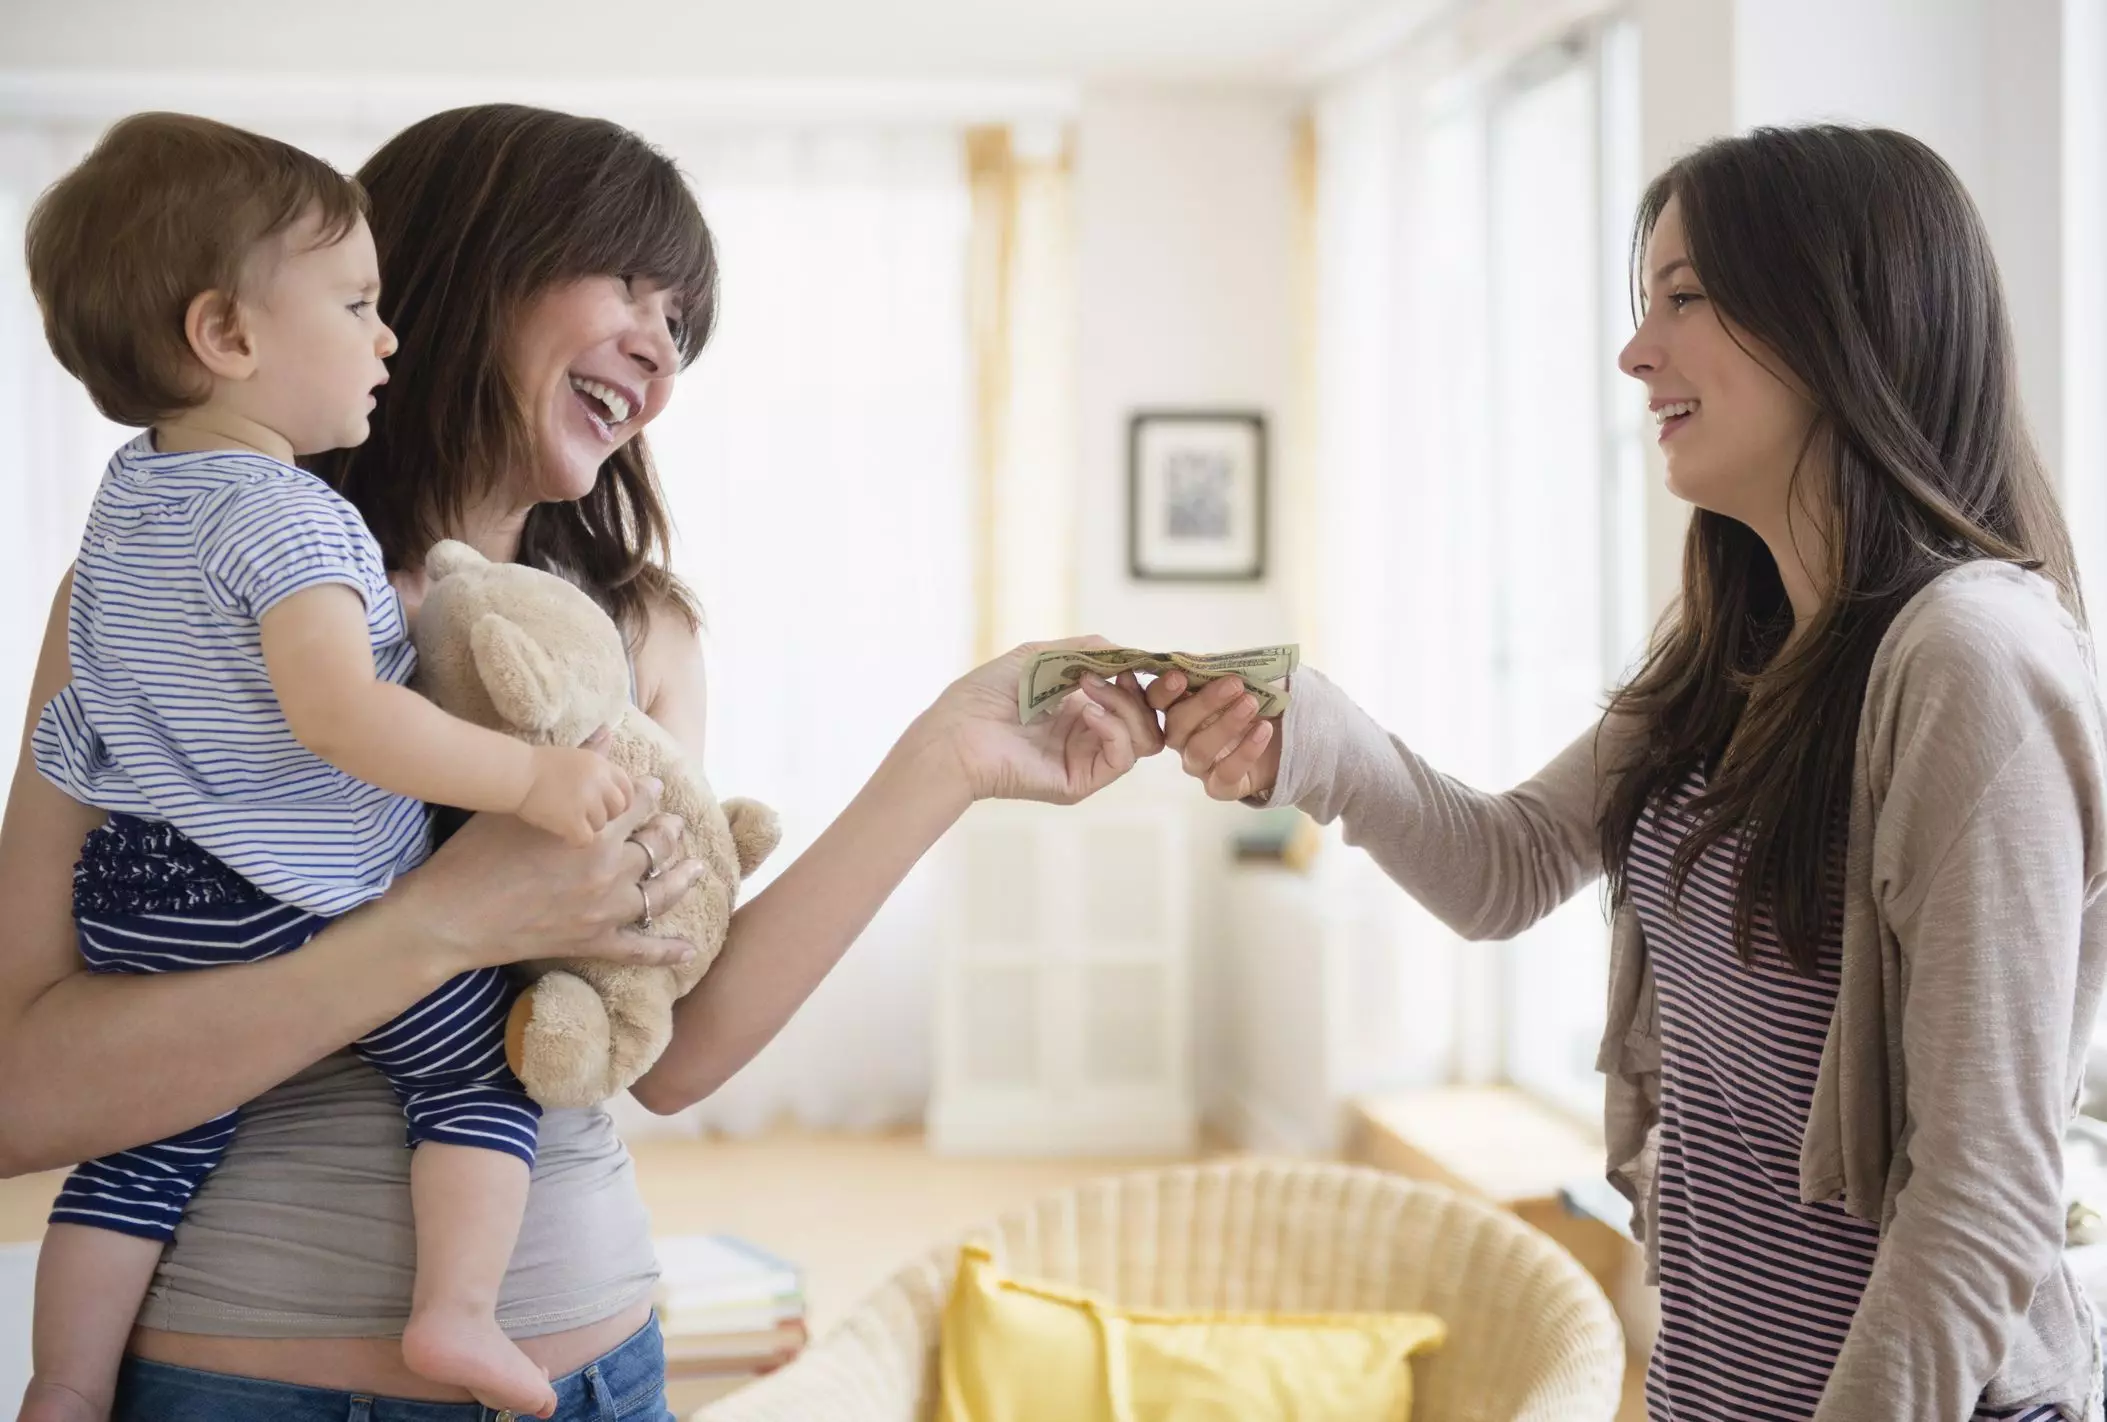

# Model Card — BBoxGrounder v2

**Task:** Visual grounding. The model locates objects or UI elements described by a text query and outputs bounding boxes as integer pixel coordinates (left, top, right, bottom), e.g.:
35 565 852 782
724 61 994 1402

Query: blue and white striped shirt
33 436 429 916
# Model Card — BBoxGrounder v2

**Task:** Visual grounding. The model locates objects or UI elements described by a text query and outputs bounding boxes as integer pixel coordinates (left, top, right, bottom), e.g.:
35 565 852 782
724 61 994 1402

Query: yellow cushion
936 1244 1447 1422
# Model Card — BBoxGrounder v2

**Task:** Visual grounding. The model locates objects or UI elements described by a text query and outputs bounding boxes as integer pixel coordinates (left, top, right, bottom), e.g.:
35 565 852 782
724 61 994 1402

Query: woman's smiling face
1618 195 1820 529
505 273 684 503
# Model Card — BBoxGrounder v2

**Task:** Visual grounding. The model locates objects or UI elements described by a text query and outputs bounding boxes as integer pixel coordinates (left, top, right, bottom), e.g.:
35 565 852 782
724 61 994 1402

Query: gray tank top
138 645 660 1338
135 1052 659 1338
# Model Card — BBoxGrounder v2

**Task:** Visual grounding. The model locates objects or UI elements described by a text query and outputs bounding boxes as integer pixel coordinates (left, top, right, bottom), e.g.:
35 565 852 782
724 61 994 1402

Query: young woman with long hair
1155 125 2107 1420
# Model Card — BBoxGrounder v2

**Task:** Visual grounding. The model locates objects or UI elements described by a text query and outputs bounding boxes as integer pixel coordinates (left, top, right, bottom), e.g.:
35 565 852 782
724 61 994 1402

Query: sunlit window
1404 20 1645 1122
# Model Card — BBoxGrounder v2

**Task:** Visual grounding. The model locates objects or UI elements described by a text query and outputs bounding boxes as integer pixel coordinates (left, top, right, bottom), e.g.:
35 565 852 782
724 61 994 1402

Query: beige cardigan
1270 562 2107 1419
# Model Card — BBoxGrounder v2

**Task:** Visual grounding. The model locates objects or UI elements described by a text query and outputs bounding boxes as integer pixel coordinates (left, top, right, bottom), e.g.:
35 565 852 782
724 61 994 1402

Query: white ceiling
0 0 1418 84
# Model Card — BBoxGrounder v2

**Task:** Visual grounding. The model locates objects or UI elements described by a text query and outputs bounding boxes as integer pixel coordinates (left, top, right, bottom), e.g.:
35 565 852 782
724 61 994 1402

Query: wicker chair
696 1159 1626 1422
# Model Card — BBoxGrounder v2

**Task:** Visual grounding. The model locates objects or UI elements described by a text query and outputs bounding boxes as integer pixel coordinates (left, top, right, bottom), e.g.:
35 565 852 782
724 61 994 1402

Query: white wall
2065 0 2107 597
1071 88 1304 1133
1073 88 1299 650
1633 0 1732 614
1733 0 1992 174
1731 0 2071 480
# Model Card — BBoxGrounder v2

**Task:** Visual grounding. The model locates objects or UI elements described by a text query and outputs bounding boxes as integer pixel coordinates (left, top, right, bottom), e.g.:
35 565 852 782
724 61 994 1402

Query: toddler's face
240 213 397 456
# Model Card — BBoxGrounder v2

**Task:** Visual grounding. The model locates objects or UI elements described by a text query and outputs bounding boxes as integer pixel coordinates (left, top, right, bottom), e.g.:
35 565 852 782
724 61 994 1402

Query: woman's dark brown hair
311 104 714 634
1599 124 2081 973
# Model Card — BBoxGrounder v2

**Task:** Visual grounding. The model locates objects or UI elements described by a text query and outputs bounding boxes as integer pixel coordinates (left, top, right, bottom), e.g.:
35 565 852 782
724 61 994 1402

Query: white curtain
0 115 470 787
641 127 974 1133
1307 20 1644 1113
0 106 975 1136
0 125 133 777
1305 56 1472 1094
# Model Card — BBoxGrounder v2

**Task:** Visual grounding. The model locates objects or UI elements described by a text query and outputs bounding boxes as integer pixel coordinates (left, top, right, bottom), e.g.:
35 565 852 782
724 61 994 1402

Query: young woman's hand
1147 670 1283 802
914 637 1166 805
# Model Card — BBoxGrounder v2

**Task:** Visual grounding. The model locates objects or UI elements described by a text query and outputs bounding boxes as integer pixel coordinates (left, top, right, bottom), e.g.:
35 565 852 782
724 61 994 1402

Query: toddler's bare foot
18 1377 108 1422
402 1305 556 1419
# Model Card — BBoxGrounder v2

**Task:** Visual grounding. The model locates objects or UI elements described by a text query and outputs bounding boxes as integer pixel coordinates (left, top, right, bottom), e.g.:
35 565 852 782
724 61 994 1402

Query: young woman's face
505 274 684 504
1618 196 1819 530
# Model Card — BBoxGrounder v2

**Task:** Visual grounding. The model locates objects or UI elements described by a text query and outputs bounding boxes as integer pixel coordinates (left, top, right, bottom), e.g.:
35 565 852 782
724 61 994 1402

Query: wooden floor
624 1129 1222 1331
0 1130 1648 1418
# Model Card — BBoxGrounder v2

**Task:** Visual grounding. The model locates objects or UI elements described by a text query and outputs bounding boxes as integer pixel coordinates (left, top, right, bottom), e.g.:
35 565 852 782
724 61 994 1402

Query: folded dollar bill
1018 645 1299 723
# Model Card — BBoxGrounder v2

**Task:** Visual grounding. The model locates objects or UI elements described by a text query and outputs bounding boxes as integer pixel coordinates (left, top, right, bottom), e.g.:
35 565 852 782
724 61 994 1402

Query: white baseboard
926 1098 1198 1158
1221 1088 1330 1156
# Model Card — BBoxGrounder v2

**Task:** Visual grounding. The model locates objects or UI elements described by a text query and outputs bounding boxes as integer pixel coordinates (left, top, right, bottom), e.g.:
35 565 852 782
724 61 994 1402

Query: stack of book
1231 806 1322 872
654 1234 808 1414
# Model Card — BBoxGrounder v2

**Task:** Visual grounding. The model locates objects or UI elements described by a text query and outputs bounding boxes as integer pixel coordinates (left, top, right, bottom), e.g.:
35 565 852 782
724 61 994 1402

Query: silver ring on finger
633 834 662 881
635 878 654 933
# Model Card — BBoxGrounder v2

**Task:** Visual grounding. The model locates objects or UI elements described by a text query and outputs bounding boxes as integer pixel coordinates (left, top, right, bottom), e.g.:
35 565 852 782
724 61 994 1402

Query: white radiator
928 798 1195 1156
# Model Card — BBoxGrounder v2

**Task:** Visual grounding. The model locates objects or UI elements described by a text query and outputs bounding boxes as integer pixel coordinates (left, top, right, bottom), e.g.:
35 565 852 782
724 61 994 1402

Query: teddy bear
411 539 780 1109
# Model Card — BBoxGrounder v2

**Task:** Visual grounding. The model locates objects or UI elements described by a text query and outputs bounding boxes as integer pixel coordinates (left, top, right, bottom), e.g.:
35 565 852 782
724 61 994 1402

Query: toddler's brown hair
25 112 368 427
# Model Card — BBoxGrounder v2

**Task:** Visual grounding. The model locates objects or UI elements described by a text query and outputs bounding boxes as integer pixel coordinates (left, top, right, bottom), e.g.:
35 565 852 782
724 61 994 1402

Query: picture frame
1126 411 1267 582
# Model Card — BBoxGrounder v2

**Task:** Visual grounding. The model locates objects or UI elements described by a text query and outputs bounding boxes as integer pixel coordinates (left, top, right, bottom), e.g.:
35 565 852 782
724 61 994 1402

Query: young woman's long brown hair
311 104 714 634
1599 125 2082 973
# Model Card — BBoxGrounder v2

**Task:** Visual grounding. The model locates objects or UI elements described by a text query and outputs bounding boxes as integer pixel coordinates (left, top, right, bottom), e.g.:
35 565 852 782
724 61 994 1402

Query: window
0 119 371 794
1401 21 1645 1122
0 128 132 793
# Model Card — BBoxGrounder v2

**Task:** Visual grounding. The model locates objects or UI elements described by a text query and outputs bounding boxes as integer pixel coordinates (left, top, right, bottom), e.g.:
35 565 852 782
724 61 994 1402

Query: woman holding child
1 105 1161 1422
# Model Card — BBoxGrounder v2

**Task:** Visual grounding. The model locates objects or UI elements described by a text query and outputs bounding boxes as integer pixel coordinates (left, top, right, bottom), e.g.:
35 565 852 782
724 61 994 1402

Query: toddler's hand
518 746 633 845
1146 671 1283 802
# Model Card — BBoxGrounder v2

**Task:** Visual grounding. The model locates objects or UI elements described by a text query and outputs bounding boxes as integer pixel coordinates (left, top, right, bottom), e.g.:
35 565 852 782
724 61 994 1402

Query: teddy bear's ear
470 612 566 732
722 798 782 879
426 540 489 582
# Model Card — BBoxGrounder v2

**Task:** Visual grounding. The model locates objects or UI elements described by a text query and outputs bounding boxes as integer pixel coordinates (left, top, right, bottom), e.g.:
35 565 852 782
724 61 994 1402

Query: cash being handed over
1018 645 1299 723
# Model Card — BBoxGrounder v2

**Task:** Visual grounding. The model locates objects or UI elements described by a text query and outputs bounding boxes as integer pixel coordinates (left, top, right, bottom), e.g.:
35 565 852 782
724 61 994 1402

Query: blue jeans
110 1318 673 1422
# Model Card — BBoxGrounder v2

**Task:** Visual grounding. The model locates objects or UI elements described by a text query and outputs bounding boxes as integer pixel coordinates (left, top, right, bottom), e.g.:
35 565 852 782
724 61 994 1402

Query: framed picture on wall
1127 411 1268 582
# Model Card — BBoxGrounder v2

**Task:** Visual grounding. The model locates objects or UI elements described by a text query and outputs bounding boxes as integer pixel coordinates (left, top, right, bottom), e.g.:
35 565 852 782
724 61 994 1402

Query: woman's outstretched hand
916 637 1166 804
1147 669 1284 802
